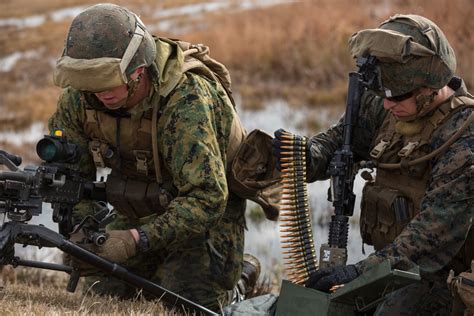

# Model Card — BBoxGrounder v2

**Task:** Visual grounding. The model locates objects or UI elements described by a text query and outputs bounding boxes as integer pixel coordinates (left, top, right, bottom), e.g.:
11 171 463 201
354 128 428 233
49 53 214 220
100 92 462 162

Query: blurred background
0 0 472 289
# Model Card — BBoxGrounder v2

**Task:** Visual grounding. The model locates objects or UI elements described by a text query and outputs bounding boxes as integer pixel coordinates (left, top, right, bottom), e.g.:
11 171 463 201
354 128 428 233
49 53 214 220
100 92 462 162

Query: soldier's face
94 84 129 109
383 91 418 118
93 68 143 110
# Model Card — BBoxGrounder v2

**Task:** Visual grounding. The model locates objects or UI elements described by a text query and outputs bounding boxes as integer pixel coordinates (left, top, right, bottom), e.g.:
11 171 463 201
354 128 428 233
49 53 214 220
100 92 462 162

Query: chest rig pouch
360 95 474 256
83 99 176 219
360 115 430 250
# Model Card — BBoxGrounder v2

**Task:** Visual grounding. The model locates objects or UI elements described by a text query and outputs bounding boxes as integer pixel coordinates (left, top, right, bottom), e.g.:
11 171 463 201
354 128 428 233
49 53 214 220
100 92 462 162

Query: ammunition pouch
360 182 414 250
105 171 173 219
227 129 282 221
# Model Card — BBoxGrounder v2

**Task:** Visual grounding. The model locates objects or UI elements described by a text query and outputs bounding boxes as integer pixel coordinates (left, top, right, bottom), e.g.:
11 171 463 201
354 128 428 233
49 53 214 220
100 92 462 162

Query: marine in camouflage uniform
49 4 247 311
295 15 473 315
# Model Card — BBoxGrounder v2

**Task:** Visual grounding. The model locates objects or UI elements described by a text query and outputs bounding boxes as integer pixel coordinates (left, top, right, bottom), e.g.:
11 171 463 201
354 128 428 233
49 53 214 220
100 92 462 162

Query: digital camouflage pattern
49 37 246 311
372 273 452 315
308 81 473 314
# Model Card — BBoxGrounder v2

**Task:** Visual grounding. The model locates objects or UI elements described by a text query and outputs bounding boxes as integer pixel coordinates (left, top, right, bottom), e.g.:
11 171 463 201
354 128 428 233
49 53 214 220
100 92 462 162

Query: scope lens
36 139 58 161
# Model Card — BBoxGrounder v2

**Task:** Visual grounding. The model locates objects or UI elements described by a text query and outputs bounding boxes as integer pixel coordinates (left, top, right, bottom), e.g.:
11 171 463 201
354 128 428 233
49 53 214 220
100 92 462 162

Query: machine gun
319 55 381 268
0 131 217 315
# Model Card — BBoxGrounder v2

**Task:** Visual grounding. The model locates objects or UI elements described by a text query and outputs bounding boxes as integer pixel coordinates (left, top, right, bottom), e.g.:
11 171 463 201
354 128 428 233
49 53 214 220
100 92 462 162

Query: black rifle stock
0 136 217 315
319 56 380 268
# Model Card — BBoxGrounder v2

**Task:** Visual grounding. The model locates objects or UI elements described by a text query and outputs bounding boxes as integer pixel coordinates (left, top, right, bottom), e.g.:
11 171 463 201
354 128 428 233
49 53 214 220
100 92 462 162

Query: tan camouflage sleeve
140 74 232 251
357 108 474 273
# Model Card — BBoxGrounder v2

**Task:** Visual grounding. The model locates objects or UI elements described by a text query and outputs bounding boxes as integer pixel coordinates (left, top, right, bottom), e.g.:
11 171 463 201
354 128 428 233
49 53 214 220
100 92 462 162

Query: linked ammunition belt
278 131 318 284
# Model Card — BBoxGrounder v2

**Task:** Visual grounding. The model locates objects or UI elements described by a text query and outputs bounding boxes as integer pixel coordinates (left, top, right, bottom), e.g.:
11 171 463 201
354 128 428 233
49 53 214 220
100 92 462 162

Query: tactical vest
360 95 474 271
81 41 246 220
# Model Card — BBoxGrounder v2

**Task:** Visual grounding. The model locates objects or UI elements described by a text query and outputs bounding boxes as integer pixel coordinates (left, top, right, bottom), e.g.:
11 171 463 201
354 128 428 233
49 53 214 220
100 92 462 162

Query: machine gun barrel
342 72 363 148
0 150 22 167
327 71 362 245
0 171 35 183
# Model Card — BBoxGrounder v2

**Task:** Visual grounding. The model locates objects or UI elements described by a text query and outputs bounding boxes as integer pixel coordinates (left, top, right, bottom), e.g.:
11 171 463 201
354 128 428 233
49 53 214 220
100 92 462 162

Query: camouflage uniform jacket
48 38 242 254
308 78 473 275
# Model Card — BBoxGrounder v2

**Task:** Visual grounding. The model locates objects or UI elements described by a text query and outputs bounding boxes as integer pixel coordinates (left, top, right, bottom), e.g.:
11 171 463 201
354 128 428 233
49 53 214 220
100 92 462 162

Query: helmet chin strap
125 72 143 103
109 72 144 110
415 90 439 117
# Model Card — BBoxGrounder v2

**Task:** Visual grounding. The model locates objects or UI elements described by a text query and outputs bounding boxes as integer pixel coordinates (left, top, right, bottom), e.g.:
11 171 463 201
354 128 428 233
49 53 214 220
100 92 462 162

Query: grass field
0 282 175 315
0 0 472 130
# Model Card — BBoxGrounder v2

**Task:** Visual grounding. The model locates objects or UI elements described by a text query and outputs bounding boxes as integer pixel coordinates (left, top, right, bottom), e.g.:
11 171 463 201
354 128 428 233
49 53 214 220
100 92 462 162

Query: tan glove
67 229 137 271
95 230 137 263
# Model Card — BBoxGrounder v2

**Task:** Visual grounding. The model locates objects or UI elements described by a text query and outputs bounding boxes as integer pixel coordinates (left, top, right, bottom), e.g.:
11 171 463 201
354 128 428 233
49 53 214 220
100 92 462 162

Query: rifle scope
36 130 79 163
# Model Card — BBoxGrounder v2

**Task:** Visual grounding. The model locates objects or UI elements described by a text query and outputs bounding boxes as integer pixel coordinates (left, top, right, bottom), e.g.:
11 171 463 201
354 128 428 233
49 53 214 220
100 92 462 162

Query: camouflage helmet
65 3 155 75
53 3 156 92
349 14 456 97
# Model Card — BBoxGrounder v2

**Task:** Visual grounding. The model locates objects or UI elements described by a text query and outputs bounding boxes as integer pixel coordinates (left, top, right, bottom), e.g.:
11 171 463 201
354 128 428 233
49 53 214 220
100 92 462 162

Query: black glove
272 128 312 172
305 264 360 292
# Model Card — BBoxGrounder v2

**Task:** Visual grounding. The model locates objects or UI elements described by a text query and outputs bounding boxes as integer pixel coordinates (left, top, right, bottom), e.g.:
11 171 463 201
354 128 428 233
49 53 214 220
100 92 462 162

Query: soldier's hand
271 129 283 169
305 264 360 292
272 129 312 172
95 230 137 263
66 229 137 273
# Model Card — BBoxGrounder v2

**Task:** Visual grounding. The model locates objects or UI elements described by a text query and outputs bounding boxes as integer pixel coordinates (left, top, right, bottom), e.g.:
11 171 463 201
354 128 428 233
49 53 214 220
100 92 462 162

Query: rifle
0 132 217 315
319 56 380 268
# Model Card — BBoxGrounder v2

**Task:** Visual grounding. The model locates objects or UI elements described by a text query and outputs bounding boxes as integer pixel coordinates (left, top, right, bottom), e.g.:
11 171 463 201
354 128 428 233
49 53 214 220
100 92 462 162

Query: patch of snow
0 50 41 72
0 15 44 28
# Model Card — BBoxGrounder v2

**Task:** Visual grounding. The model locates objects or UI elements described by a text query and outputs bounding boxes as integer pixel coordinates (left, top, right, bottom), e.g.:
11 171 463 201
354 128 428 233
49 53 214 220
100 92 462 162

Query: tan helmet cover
348 14 456 97
53 4 155 92
54 57 126 93
349 28 436 63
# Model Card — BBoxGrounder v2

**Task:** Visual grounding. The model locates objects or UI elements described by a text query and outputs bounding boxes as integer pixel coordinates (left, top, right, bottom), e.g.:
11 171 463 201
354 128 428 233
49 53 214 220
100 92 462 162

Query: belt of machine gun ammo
278 131 318 285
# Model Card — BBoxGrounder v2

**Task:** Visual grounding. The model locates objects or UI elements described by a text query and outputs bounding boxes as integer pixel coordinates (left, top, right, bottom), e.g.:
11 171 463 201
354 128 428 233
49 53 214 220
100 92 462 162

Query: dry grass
1 266 272 315
0 282 177 315
1 268 202 315
0 0 472 130
0 0 204 18
0 0 96 18
182 0 473 108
